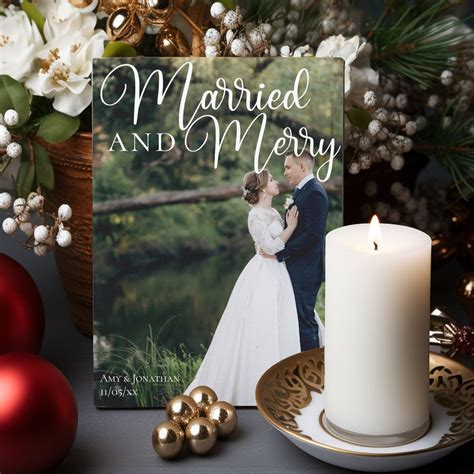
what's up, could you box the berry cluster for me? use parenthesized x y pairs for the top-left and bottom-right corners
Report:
(0, 191), (73, 256)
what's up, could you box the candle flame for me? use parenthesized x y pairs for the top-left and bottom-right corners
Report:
(369, 215), (382, 251)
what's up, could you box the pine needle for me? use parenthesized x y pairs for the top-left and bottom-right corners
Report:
(371, 1), (469, 88)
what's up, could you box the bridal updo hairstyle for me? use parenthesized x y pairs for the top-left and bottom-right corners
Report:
(242, 170), (270, 205)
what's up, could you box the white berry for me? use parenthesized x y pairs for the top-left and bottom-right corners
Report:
(223, 10), (241, 30)
(58, 204), (73, 221)
(2, 217), (17, 234)
(210, 2), (226, 20)
(6, 142), (22, 159)
(440, 70), (453, 86)
(16, 210), (30, 223)
(391, 154), (405, 171)
(13, 198), (26, 216)
(204, 28), (221, 46)
(348, 161), (361, 174)
(0, 192), (12, 209)
(56, 229), (72, 248)
(3, 109), (19, 127)
(34, 244), (49, 256)
(280, 45), (291, 57)
(205, 45), (220, 57)
(363, 90), (377, 108)
(0, 124), (11, 147)
(19, 222), (34, 238)
(247, 28), (265, 49)
(230, 38), (246, 56)
(368, 120), (382, 136)
(34, 225), (49, 243)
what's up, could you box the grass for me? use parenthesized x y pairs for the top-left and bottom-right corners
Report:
(103, 326), (203, 407)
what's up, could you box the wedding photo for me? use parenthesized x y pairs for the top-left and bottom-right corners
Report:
(1, 1), (473, 472)
(93, 56), (343, 407)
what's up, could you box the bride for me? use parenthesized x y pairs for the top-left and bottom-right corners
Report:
(186, 169), (301, 406)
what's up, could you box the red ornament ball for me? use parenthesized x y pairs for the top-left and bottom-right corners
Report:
(0, 254), (45, 354)
(0, 353), (78, 474)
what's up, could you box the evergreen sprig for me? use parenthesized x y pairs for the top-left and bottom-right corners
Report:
(417, 103), (474, 199)
(370, 1), (468, 88)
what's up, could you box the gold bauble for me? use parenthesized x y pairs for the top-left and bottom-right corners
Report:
(457, 229), (474, 268)
(151, 420), (184, 459)
(106, 7), (145, 48)
(146, 0), (174, 25)
(431, 233), (456, 265)
(185, 417), (217, 455)
(189, 386), (218, 415)
(166, 394), (199, 428)
(155, 26), (191, 56)
(456, 272), (474, 323)
(206, 401), (238, 438)
(99, 0), (130, 15)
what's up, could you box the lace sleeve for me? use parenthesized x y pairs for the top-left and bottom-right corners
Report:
(248, 210), (285, 255)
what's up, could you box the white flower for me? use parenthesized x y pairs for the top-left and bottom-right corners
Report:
(33, 0), (99, 39)
(0, 6), (44, 82)
(315, 35), (379, 107)
(284, 196), (294, 210)
(26, 25), (107, 116)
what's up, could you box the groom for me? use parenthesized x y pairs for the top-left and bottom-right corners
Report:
(261, 150), (328, 351)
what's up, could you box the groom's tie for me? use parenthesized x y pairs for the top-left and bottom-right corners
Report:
(293, 187), (301, 200)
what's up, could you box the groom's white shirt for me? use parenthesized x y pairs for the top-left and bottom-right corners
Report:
(296, 173), (314, 190)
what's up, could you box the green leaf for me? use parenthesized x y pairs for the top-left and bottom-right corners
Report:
(33, 143), (54, 190)
(346, 108), (372, 130)
(37, 111), (80, 143)
(221, 0), (236, 9)
(20, 2), (45, 38)
(0, 155), (12, 174)
(0, 75), (30, 127)
(103, 41), (137, 58)
(16, 161), (36, 198)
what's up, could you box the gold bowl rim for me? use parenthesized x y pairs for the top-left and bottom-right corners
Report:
(255, 348), (473, 458)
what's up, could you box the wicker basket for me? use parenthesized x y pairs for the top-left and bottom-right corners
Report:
(42, 132), (93, 336)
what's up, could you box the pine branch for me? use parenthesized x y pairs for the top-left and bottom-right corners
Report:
(417, 102), (474, 200)
(370, 1), (468, 88)
(235, 0), (288, 22)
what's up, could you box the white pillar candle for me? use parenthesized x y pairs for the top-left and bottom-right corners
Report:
(325, 218), (431, 445)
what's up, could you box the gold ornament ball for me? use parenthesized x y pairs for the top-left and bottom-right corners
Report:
(189, 386), (218, 415)
(206, 401), (238, 438)
(185, 417), (217, 455)
(166, 394), (199, 428)
(106, 7), (145, 48)
(155, 26), (191, 56)
(99, 0), (130, 14)
(456, 272), (474, 323)
(431, 233), (456, 265)
(152, 420), (184, 459)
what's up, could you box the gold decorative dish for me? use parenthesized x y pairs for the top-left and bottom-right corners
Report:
(256, 348), (473, 472)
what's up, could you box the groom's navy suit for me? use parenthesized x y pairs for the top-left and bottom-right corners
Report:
(276, 177), (328, 351)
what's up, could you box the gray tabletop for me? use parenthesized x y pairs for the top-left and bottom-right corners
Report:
(1, 233), (472, 474)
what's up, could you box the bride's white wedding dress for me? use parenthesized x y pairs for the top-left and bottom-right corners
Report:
(186, 207), (301, 406)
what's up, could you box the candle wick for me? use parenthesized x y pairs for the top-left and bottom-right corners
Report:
(374, 241), (378, 251)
